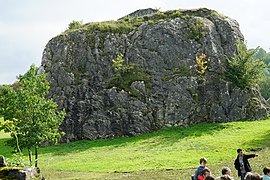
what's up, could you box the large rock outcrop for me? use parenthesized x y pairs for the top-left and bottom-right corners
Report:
(41, 8), (269, 142)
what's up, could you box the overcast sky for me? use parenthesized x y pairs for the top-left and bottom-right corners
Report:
(1, 0), (269, 84)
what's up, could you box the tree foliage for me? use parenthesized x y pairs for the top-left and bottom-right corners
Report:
(259, 76), (270, 100)
(253, 48), (270, 67)
(253, 48), (270, 100)
(0, 65), (66, 167)
(225, 40), (266, 89)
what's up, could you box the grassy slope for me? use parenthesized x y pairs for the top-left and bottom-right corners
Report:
(1, 118), (270, 179)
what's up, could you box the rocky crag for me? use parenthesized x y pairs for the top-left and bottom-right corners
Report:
(41, 8), (269, 142)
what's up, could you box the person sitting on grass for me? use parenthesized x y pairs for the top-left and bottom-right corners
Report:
(262, 167), (270, 180)
(194, 157), (208, 180)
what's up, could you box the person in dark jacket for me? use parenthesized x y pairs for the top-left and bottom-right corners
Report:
(234, 148), (258, 180)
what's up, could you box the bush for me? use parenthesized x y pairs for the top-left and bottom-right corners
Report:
(225, 40), (266, 89)
(68, 20), (83, 30)
(108, 54), (150, 96)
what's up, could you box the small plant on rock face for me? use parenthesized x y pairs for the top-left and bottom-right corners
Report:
(190, 19), (206, 41)
(195, 53), (208, 76)
(108, 54), (150, 96)
(112, 53), (124, 71)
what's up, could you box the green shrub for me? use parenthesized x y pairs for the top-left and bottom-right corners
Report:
(108, 54), (150, 96)
(225, 40), (266, 89)
(68, 20), (83, 30)
(190, 19), (206, 41)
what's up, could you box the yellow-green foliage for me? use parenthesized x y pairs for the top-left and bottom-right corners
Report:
(195, 53), (208, 75)
(68, 20), (83, 30)
(0, 166), (23, 171)
(111, 53), (124, 71)
(170, 10), (183, 19)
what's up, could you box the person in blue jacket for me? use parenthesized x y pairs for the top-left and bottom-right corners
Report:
(193, 157), (208, 180)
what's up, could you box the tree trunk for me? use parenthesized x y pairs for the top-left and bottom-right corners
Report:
(35, 145), (38, 167)
(28, 149), (32, 166)
(14, 133), (22, 155)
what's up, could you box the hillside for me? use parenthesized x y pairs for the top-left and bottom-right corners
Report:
(41, 8), (268, 142)
(1, 118), (270, 179)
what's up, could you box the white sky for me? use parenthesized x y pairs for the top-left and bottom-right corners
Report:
(1, 0), (269, 84)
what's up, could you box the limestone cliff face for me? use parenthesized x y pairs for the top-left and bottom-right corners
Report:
(41, 8), (268, 142)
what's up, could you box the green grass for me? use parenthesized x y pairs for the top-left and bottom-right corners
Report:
(1, 118), (270, 179)
(60, 8), (225, 37)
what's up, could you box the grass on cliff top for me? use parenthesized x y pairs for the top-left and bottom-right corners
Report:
(1, 118), (270, 179)
(61, 8), (226, 36)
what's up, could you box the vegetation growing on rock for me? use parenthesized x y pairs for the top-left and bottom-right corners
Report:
(107, 53), (151, 97)
(62, 8), (227, 36)
(225, 40), (266, 89)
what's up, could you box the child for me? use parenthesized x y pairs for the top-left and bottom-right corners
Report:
(193, 157), (208, 180)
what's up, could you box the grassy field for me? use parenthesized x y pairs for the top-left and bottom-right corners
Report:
(1, 117), (270, 179)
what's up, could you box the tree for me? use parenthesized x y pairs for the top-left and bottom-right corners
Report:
(253, 47), (270, 68)
(259, 75), (270, 100)
(225, 40), (266, 89)
(0, 65), (65, 167)
(251, 48), (270, 100)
